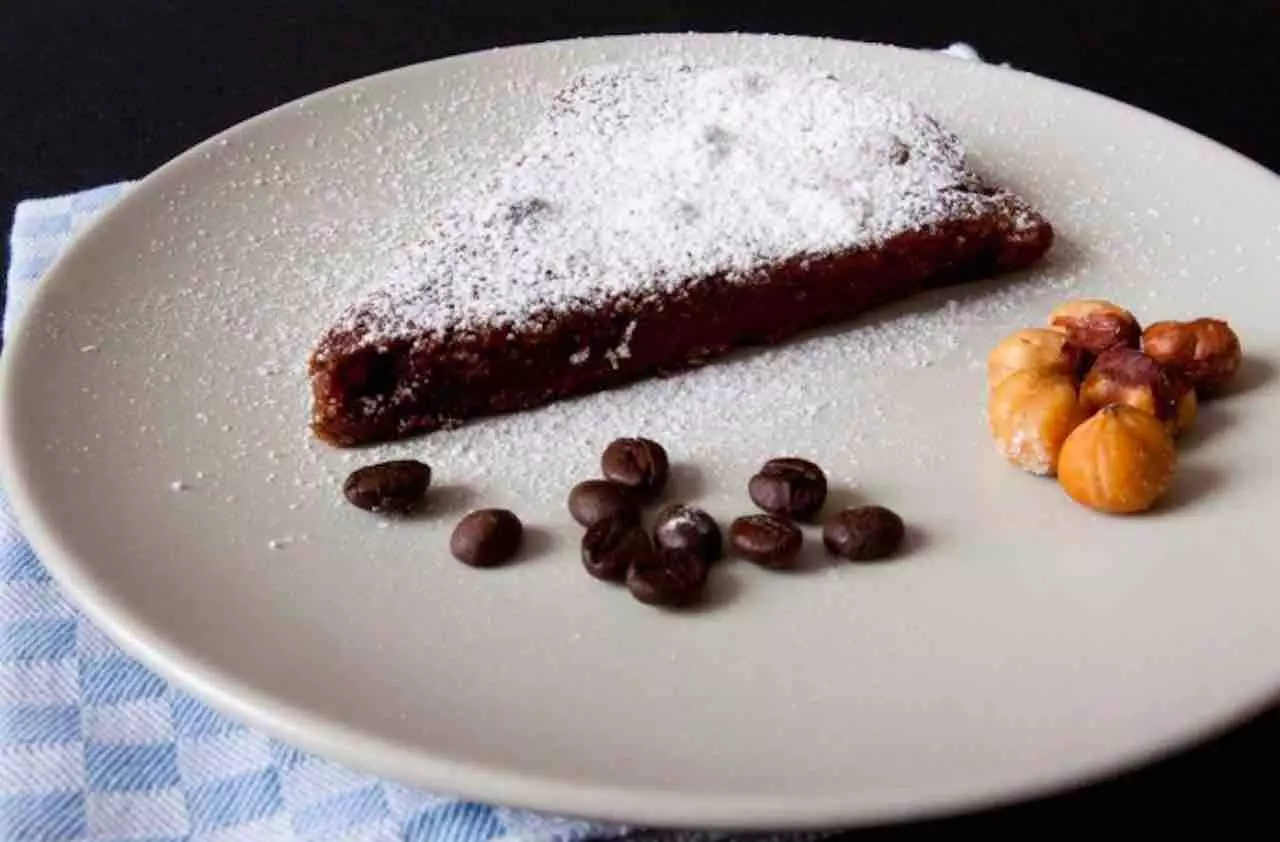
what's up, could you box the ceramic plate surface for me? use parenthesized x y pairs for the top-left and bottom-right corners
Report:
(4, 34), (1280, 829)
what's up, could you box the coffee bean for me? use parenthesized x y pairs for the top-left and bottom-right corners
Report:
(652, 504), (722, 563)
(823, 506), (905, 561)
(748, 457), (828, 520)
(601, 437), (669, 496)
(568, 480), (639, 528)
(450, 509), (523, 567)
(582, 515), (653, 582)
(343, 459), (431, 514)
(729, 514), (803, 569)
(626, 548), (708, 607)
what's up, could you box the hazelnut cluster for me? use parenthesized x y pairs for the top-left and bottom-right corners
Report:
(986, 299), (1243, 514)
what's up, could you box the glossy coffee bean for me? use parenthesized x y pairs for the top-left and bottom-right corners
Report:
(450, 508), (523, 567)
(748, 457), (828, 520)
(582, 515), (653, 582)
(601, 437), (669, 496)
(823, 506), (905, 561)
(652, 503), (722, 563)
(342, 459), (431, 514)
(567, 480), (639, 528)
(626, 548), (708, 607)
(729, 514), (803, 569)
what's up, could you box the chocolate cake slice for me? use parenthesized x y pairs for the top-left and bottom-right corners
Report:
(309, 62), (1053, 446)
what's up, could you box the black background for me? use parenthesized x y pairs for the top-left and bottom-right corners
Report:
(3, 1), (1280, 837)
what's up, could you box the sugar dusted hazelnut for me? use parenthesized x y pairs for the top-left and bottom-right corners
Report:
(1142, 318), (1243, 397)
(1079, 346), (1195, 435)
(1058, 404), (1176, 514)
(1048, 299), (1141, 356)
(988, 369), (1087, 476)
(986, 328), (1084, 391)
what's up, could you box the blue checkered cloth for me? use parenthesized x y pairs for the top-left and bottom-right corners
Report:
(2, 183), (642, 842)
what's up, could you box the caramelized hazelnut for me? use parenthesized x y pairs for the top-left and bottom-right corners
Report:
(1079, 346), (1195, 435)
(1142, 318), (1243, 397)
(1058, 405), (1176, 514)
(1048, 299), (1141, 356)
(986, 328), (1084, 391)
(988, 369), (1087, 476)
(1175, 389), (1197, 434)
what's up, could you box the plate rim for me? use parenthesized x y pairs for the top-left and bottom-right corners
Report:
(4, 32), (1280, 829)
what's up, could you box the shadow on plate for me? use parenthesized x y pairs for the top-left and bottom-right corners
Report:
(663, 462), (707, 502)
(1153, 462), (1224, 515)
(685, 563), (743, 613)
(1219, 354), (1275, 398)
(899, 521), (930, 558)
(422, 483), (477, 517)
(1178, 404), (1234, 452)
(820, 485), (862, 519)
(1177, 355), (1271, 452)
(519, 525), (557, 562)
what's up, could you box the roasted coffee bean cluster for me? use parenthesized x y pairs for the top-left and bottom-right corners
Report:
(342, 440), (907, 595)
(727, 457), (827, 568)
(572, 442), (909, 609)
(571, 437), (721, 607)
(342, 459), (526, 568)
(730, 456), (906, 566)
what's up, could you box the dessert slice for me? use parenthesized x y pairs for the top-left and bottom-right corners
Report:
(310, 62), (1053, 446)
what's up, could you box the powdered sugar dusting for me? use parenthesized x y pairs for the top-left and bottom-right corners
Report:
(329, 61), (1027, 347)
(1001, 428), (1053, 476)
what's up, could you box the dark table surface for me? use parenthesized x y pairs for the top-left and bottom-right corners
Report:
(4, 1), (1279, 837)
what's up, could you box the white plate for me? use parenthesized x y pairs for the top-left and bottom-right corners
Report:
(4, 34), (1280, 829)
